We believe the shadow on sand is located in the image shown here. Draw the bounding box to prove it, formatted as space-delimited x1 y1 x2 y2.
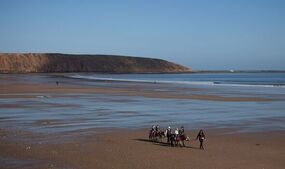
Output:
133 138 200 149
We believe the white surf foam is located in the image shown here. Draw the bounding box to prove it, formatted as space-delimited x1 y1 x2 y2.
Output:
68 75 285 88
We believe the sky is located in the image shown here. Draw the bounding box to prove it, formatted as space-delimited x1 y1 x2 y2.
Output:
0 0 284 70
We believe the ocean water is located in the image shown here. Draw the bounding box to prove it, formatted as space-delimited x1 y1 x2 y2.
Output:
70 72 285 87
0 73 285 134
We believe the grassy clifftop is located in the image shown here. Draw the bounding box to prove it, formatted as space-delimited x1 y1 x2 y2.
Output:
0 53 191 73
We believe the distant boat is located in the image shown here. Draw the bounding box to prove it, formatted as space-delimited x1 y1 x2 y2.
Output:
230 69 235 73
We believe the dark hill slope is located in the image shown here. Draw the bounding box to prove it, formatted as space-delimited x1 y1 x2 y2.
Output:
0 53 191 73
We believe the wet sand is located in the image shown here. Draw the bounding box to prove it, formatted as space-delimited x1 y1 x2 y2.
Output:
0 128 284 169
0 74 284 168
0 76 272 102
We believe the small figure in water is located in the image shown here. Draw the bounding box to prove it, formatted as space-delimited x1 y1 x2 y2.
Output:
196 130 206 150
56 81 59 86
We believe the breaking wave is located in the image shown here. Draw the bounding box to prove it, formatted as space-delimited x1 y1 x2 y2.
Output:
68 74 285 88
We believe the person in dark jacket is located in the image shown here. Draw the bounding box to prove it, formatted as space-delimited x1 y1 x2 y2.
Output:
196 130 206 150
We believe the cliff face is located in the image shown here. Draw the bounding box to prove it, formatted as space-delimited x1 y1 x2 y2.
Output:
0 53 191 73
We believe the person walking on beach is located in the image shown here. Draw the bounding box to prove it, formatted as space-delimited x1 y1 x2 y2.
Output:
166 126 172 144
196 130 206 150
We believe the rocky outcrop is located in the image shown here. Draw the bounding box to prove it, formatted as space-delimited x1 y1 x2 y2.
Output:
0 53 191 73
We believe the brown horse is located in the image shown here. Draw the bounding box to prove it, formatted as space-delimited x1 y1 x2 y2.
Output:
170 134 188 147
156 130 166 143
149 130 165 142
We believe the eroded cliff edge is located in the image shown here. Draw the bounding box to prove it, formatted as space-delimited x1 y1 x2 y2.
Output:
0 53 191 73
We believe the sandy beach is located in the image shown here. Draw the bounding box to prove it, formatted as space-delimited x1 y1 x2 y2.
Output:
1 0 285 168
0 74 284 169
0 128 284 169
0 74 272 102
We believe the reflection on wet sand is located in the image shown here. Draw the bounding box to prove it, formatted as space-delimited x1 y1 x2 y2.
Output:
0 74 284 134
0 74 285 169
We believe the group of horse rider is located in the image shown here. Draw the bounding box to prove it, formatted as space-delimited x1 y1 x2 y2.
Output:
149 125 187 146
149 125 206 149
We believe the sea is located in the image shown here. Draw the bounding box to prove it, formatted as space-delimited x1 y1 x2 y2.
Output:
70 72 285 87
0 72 285 134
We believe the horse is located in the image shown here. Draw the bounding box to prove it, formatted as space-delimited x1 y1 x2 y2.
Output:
169 134 189 147
148 129 155 142
149 129 165 143
156 130 166 143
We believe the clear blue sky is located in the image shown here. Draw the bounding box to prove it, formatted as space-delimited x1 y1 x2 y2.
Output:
0 0 284 70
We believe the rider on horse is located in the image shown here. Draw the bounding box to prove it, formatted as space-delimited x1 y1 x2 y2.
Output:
149 125 156 140
155 125 160 132
149 125 163 142
166 126 172 144
179 126 185 139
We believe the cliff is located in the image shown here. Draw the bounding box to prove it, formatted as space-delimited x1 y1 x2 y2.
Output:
0 53 191 73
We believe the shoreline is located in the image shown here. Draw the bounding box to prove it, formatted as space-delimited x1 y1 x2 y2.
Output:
0 74 274 102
